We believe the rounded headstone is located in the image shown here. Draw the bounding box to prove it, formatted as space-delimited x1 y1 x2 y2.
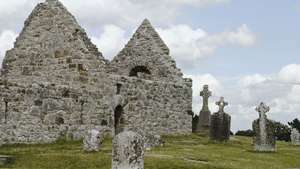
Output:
83 129 104 152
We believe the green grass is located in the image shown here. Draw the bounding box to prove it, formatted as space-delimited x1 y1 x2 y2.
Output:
0 135 299 169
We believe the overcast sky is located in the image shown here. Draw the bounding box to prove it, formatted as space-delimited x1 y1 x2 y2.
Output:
0 0 299 131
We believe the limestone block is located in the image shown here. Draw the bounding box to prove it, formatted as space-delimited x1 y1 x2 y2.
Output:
112 131 144 169
291 128 300 146
83 129 104 152
252 102 276 152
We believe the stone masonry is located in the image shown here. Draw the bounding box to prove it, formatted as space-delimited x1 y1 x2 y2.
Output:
196 85 212 134
0 0 193 144
209 97 231 142
290 128 300 146
252 102 276 152
112 131 144 169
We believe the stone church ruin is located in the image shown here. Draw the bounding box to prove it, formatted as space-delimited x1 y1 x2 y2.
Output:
0 0 193 144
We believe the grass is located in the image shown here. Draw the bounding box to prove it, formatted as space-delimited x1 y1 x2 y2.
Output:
0 134 299 169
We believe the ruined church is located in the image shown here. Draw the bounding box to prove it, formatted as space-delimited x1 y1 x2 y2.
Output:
0 0 193 144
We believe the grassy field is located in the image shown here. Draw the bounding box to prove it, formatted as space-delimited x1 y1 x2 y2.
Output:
0 134 299 169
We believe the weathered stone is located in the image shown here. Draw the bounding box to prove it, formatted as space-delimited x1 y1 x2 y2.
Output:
194 85 211 134
0 0 192 145
291 128 300 146
0 155 14 166
83 129 104 152
209 97 231 142
252 102 276 152
112 131 144 169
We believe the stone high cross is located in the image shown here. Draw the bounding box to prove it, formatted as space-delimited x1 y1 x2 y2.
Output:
216 97 228 113
200 85 211 112
255 102 270 119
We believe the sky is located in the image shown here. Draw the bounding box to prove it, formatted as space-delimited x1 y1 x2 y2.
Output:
0 0 299 131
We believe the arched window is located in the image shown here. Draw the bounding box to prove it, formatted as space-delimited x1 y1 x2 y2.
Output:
114 105 124 135
129 66 151 77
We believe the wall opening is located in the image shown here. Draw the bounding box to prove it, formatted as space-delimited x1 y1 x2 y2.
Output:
129 66 151 77
114 105 124 135
116 83 122 94
55 116 64 125
4 101 8 124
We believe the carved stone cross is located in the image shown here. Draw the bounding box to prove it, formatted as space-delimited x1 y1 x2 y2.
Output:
255 102 270 119
200 85 211 112
216 97 228 113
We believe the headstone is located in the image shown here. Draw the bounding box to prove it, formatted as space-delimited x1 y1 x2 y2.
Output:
0 155 14 166
83 129 104 152
112 131 144 169
143 134 164 150
196 85 212 134
291 128 300 145
252 102 276 152
192 114 199 133
209 97 231 142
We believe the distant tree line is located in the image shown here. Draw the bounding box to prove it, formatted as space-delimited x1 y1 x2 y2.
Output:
235 118 300 142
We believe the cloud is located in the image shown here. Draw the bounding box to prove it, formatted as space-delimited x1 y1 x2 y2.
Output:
157 24 256 68
60 0 231 30
0 30 17 67
186 64 300 131
0 0 235 61
185 73 222 114
91 25 127 59
278 64 300 84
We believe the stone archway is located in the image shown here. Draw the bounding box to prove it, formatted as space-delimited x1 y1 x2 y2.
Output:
129 66 151 77
114 105 124 135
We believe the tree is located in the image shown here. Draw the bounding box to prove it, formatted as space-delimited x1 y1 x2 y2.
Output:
288 118 300 132
235 130 254 137
273 121 291 142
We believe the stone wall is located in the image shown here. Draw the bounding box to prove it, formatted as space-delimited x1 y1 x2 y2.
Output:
0 0 193 145
108 75 193 135
0 72 192 144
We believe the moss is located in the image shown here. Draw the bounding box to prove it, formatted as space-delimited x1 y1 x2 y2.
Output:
0 135 299 169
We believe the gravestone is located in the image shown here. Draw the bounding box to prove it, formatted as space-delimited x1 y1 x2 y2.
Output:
192 114 199 133
0 155 14 166
291 128 300 145
83 129 104 152
252 102 276 152
209 97 231 142
112 131 144 169
197 85 212 134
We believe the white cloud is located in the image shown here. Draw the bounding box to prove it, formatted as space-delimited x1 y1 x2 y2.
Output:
91 25 127 59
158 24 256 68
278 64 300 84
60 0 230 31
0 30 17 67
185 73 222 114
186 64 300 131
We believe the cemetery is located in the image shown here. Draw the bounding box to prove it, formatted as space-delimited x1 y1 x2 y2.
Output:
0 0 299 169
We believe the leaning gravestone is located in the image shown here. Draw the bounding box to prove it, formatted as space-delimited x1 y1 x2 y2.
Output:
112 131 144 169
209 97 231 142
252 102 276 152
291 128 300 145
83 129 104 152
196 85 212 134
